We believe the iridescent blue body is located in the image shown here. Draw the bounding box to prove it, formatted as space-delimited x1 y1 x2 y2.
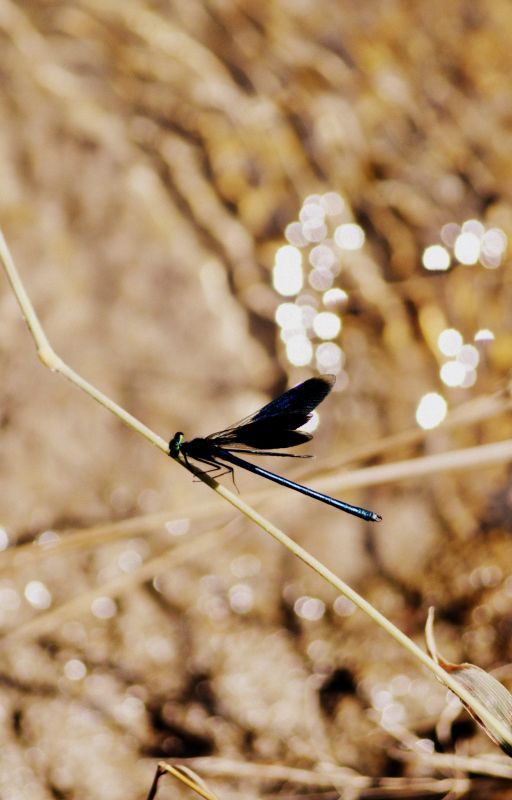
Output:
169 376 380 522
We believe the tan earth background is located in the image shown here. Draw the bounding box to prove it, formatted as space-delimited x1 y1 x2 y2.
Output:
2 1 512 798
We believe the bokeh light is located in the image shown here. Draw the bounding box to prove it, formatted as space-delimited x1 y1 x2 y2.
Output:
303 220 328 242
308 268 334 291
118 548 143 573
333 596 356 617
0 528 9 551
316 342 344 372
64 659 87 681
294 596 326 621
462 219 485 238
300 303 317 329
273 245 303 296
313 311 342 340
416 393 447 429
285 221 309 247
454 231 480 265
474 328 495 341
286 334 313 366
457 344 479 368
425 219 507 272
164 518 190 536
440 361 466 387
436 330 483 392
437 328 463 356
440 223 460 246
275 302 302 329
309 244 337 270
24 580 52 609
460 368 477 388
228 583 254 614
323 287 348 307
91 596 117 619
481 228 507 268
422 244 451 271
320 192 345 215
273 194 363 370
334 223 365 250
299 201 325 224
299 409 320 433
37 529 60 546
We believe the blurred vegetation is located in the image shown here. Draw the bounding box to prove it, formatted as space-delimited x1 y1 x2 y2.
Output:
1 1 512 798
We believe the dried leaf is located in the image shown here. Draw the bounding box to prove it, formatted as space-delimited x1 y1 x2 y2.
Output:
426 607 512 756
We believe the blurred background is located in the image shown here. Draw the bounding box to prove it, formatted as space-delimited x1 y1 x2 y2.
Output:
1 1 512 797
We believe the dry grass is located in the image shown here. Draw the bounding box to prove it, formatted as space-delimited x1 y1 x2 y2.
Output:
1 1 512 798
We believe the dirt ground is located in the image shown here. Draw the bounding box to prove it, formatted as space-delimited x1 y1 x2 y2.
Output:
1 1 512 798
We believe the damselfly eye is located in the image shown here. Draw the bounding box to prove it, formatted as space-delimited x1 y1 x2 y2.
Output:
169 432 184 456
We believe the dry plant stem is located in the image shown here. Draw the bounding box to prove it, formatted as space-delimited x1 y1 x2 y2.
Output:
1 229 511 752
0 230 168 455
196 469 512 749
317 438 512 494
176 754 512 786
394 750 512 780
146 763 219 800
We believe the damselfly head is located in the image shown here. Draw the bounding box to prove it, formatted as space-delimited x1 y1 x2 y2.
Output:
169 432 185 457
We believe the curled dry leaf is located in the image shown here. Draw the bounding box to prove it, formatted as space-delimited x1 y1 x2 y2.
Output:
426 607 512 756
